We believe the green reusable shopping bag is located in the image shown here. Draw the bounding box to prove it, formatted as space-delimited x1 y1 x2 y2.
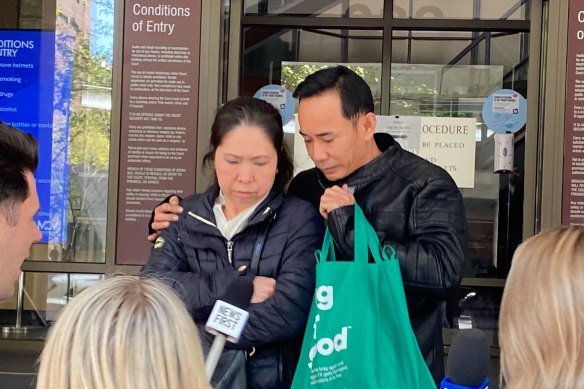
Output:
291 204 435 389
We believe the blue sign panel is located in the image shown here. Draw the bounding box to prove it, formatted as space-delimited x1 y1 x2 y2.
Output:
253 84 296 125
0 30 69 243
482 89 527 133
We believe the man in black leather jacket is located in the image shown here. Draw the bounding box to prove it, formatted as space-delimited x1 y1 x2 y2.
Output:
289 66 468 386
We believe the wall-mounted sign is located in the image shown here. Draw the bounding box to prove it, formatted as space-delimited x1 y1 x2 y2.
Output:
0 30 70 244
375 116 476 188
117 0 202 265
563 0 584 225
376 115 421 149
253 84 296 124
482 89 527 133
292 114 314 176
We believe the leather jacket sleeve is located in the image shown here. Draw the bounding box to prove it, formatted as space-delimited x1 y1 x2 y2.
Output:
147 194 183 236
141 219 239 321
327 176 467 297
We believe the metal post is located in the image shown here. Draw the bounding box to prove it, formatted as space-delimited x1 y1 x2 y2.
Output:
1 272 42 335
14 272 24 328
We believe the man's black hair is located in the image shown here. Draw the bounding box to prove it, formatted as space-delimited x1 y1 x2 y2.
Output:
293 66 375 121
0 122 38 225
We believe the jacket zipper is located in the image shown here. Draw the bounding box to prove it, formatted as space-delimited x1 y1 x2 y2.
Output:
227 241 233 264
188 212 233 266
188 209 273 266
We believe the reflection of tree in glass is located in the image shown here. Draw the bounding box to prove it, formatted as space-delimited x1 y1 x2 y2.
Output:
55 0 114 170
66 35 112 258
281 64 382 113
281 63 446 115
282 63 496 118
68 39 112 169
89 0 115 62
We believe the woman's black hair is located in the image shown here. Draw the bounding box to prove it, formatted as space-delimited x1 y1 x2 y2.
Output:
202 97 293 191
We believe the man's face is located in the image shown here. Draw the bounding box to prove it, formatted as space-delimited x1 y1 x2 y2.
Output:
298 90 372 181
0 171 41 299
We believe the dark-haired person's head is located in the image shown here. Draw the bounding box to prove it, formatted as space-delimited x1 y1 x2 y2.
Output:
0 122 41 300
293 65 374 120
293 66 378 181
203 97 293 213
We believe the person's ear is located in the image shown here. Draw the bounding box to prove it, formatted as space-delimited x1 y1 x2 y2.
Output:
360 112 377 140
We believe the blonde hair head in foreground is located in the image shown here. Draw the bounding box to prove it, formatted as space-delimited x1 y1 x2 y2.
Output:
499 226 584 389
36 275 207 389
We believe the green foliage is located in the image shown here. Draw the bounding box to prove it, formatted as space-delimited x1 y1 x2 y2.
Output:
68 40 112 169
281 64 382 112
69 108 110 168
72 40 112 89
281 64 380 91
281 63 453 116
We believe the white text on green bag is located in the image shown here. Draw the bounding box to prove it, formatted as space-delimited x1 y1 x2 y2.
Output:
308 285 351 369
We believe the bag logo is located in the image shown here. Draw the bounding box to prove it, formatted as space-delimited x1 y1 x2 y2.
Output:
316 285 333 310
308 285 351 369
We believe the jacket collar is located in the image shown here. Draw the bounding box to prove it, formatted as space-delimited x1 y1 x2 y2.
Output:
192 184 282 229
315 133 400 191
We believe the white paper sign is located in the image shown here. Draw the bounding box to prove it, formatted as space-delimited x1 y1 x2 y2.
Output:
377 116 477 188
293 114 316 176
413 117 476 188
375 115 421 149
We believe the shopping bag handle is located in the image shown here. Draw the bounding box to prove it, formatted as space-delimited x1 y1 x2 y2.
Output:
317 204 387 265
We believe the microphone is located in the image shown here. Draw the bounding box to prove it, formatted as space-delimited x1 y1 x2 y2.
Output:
204 276 254 380
440 329 490 389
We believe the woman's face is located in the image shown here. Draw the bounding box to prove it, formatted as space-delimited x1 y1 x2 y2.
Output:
215 124 278 214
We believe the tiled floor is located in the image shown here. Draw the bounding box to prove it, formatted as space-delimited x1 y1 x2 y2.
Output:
0 324 46 389
0 349 38 389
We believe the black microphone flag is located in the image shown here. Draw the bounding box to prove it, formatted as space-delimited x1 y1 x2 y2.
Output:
440 329 490 389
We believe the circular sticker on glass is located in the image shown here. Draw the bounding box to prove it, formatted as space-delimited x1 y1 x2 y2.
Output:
253 85 296 125
482 89 527 133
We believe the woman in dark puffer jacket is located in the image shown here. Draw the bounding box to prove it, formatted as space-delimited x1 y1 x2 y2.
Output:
142 97 323 389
